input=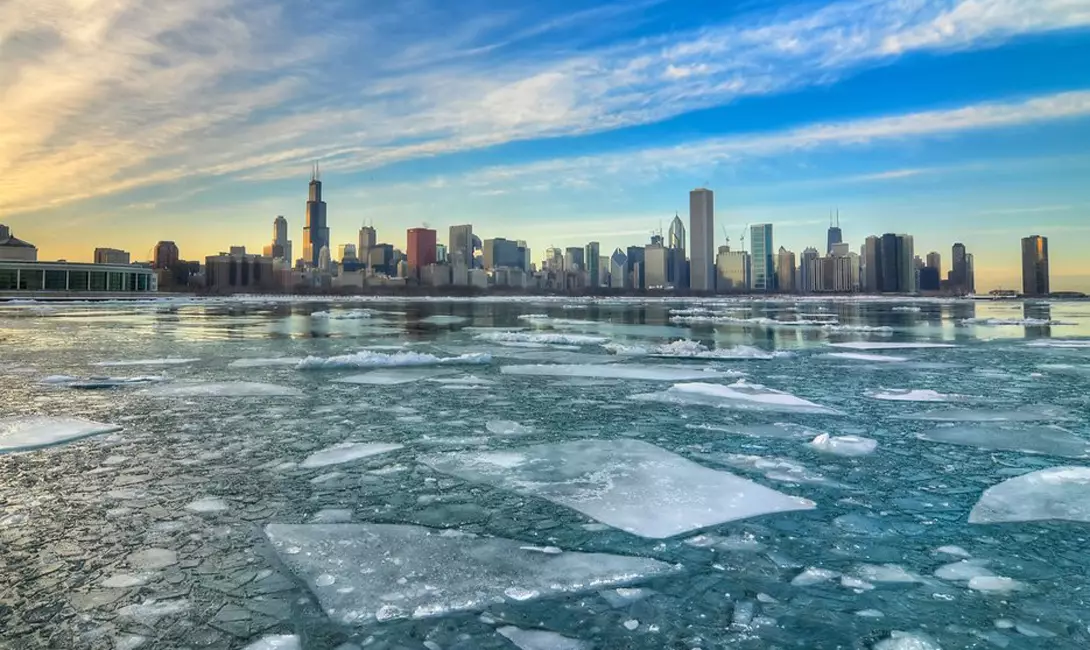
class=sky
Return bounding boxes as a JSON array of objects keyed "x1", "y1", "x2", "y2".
[{"x1": 3, "y1": 0, "x2": 1090, "y2": 291}]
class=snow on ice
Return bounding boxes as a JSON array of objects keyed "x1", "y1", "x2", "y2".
[
  {"x1": 421, "y1": 439, "x2": 815, "y2": 538},
  {"x1": 808, "y1": 434, "x2": 877, "y2": 457},
  {"x1": 633, "y1": 380, "x2": 842, "y2": 415},
  {"x1": 962, "y1": 317, "x2": 1074, "y2": 326},
  {"x1": 264, "y1": 523, "x2": 679, "y2": 625},
  {"x1": 299, "y1": 442, "x2": 404, "y2": 469},
  {"x1": 0, "y1": 416, "x2": 121, "y2": 453},
  {"x1": 141, "y1": 382, "x2": 302, "y2": 398},
  {"x1": 501, "y1": 364, "x2": 740, "y2": 382},
  {"x1": 969, "y1": 466, "x2": 1090, "y2": 524},
  {"x1": 297, "y1": 350, "x2": 490, "y2": 370},
  {"x1": 603, "y1": 340, "x2": 790, "y2": 360},
  {"x1": 916, "y1": 425, "x2": 1090, "y2": 458}
]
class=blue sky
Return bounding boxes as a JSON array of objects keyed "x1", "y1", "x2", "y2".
[{"x1": 3, "y1": 0, "x2": 1090, "y2": 290}]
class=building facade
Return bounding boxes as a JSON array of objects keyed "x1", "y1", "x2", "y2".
[
  {"x1": 153, "y1": 241, "x2": 179, "y2": 269},
  {"x1": 0, "y1": 225, "x2": 38, "y2": 261},
  {"x1": 716, "y1": 248, "x2": 749, "y2": 292},
  {"x1": 302, "y1": 166, "x2": 329, "y2": 267},
  {"x1": 407, "y1": 228, "x2": 438, "y2": 271},
  {"x1": 750, "y1": 224, "x2": 774, "y2": 291},
  {"x1": 264, "y1": 216, "x2": 292, "y2": 262},
  {"x1": 585, "y1": 241, "x2": 601, "y2": 286},
  {"x1": 449, "y1": 224, "x2": 473, "y2": 269},
  {"x1": 0, "y1": 260, "x2": 156, "y2": 295},
  {"x1": 93, "y1": 248, "x2": 130, "y2": 265},
  {"x1": 1021, "y1": 235, "x2": 1049, "y2": 297},
  {"x1": 776, "y1": 247, "x2": 796, "y2": 293},
  {"x1": 689, "y1": 189, "x2": 715, "y2": 292}
]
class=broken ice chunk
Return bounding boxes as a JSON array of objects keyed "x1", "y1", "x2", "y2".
[
  {"x1": 310, "y1": 508, "x2": 353, "y2": 523},
  {"x1": 632, "y1": 380, "x2": 841, "y2": 415},
  {"x1": 241, "y1": 635, "x2": 301, "y2": 650},
  {"x1": 0, "y1": 416, "x2": 121, "y2": 454},
  {"x1": 501, "y1": 364, "x2": 740, "y2": 381},
  {"x1": 422, "y1": 439, "x2": 815, "y2": 538},
  {"x1": 687, "y1": 422, "x2": 825, "y2": 440},
  {"x1": 141, "y1": 382, "x2": 302, "y2": 398},
  {"x1": 808, "y1": 434, "x2": 877, "y2": 457},
  {"x1": 894, "y1": 405, "x2": 1075, "y2": 422},
  {"x1": 791, "y1": 567, "x2": 840, "y2": 586},
  {"x1": 485, "y1": 420, "x2": 533, "y2": 435},
  {"x1": 872, "y1": 631, "x2": 942, "y2": 649},
  {"x1": 853, "y1": 564, "x2": 921, "y2": 584},
  {"x1": 264, "y1": 523, "x2": 679, "y2": 625},
  {"x1": 297, "y1": 351, "x2": 490, "y2": 370},
  {"x1": 969, "y1": 466, "x2": 1090, "y2": 524},
  {"x1": 968, "y1": 576, "x2": 1025, "y2": 593},
  {"x1": 934, "y1": 560, "x2": 994, "y2": 582},
  {"x1": 128, "y1": 548, "x2": 178, "y2": 570},
  {"x1": 185, "y1": 497, "x2": 228, "y2": 513},
  {"x1": 497, "y1": 627, "x2": 588, "y2": 650},
  {"x1": 916, "y1": 425, "x2": 1090, "y2": 458},
  {"x1": 299, "y1": 443, "x2": 403, "y2": 469},
  {"x1": 826, "y1": 352, "x2": 909, "y2": 363},
  {"x1": 475, "y1": 331, "x2": 608, "y2": 345},
  {"x1": 866, "y1": 389, "x2": 956, "y2": 402}
]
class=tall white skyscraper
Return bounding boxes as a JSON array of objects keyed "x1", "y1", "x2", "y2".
[
  {"x1": 689, "y1": 188, "x2": 714, "y2": 292},
  {"x1": 750, "y1": 224, "x2": 774, "y2": 291}
]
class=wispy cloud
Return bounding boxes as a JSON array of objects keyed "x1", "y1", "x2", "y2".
[{"x1": 2, "y1": 0, "x2": 1088, "y2": 217}]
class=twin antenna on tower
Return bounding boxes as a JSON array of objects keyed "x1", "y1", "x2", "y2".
[{"x1": 311, "y1": 161, "x2": 322, "y2": 182}]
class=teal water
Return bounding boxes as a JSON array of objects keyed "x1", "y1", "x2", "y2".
[{"x1": 1, "y1": 297, "x2": 1088, "y2": 649}]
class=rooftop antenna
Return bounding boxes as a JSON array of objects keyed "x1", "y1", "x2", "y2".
[{"x1": 836, "y1": 207, "x2": 840, "y2": 228}]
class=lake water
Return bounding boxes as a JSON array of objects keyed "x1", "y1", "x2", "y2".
[{"x1": 1, "y1": 296, "x2": 1089, "y2": 650}]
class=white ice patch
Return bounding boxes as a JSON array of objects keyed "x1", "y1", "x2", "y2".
[
  {"x1": 969, "y1": 466, "x2": 1090, "y2": 524},
  {"x1": 141, "y1": 382, "x2": 302, "y2": 398},
  {"x1": 502, "y1": 364, "x2": 740, "y2": 382},
  {"x1": 808, "y1": 434, "x2": 877, "y2": 457},
  {"x1": 1026, "y1": 339, "x2": 1090, "y2": 349},
  {"x1": 116, "y1": 599, "x2": 190, "y2": 623},
  {"x1": 934, "y1": 560, "x2": 994, "y2": 582},
  {"x1": 891, "y1": 306, "x2": 922, "y2": 312},
  {"x1": 311, "y1": 508, "x2": 353, "y2": 523},
  {"x1": 264, "y1": 523, "x2": 679, "y2": 625},
  {"x1": 0, "y1": 416, "x2": 121, "y2": 453},
  {"x1": 710, "y1": 453, "x2": 838, "y2": 486},
  {"x1": 969, "y1": 576, "x2": 1025, "y2": 593},
  {"x1": 185, "y1": 497, "x2": 228, "y2": 513},
  {"x1": 853, "y1": 564, "x2": 921, "y2": 584},
  {"x1": 299, "y1": 442, "x2": 404, "y2": 469},
  {"x1": 828, "y1": 342, "x2": 955, "y2": 350},
  {"x1": 241, "y1": 634, "x2": 302, "y2": 650},
  {"x1": 873, "y1": 631, "x2": 942, "y2": 650},
  {"x1": 42, "y1": 375, "x2": 167, "y2": 389},
  {"x1": 420, "y1": 315, "x2": 468, "y2": 325},
  {"x1": 94, "y1": 358, "x2": 199, "y2": 367},
  {"x1": 102, "y1": 573, "x2": 150, "y2": 588},
  {"x1": 605, "y1": 340, "x2": 790, "y2": 360},
  {"x1": 297, "y1": 350, "x2": 490, "y2": 370},
  {"x1": 422, "y1": 439, "x2": 815, "y2": 538},
  {"x1": 310, "y1": 310, "x2": 373, "y2": 320},
  {"x1": 687, "y1": 422, "x2": 825, "y2": 440},
  {"x1": 485, "y1": 420, "x2": 533, "y2": 435},
  {"x1": 791, "y1": 567, "x2": 839, "y2": 586},
  {"x1": 475, "y1": 331, "x2": 608, "y2": 345},
  {"x1": 428, "y1": 375, "x2": 495, "y2": 386},
  {"x1": 497, "y1": 626, "x2": 588, "y2": 650},
  {"x1": 228, "y1": 357, "x2": 304, "y2": 368},
  {"x1": 826, "y1": 352, "x2": 909, "y2": 363},
  {"x1": 866, "y1": 389, "x2": 956, "y2": 402},
  {"x1": 917, "y1": 425, "x2": 1090, "y2": 458},
  {"x1": 128, "y1": 548, "x2": 178, "y2": 570},
  {"x1": 962, "y1": 317, "x2": 1073, "y2": 326},
  {"x1": 333, "y1": 367, "x2": 460, "y2": 385},
  {"x1": 935, "y1": 545, "x2": 971, "y2": 558},
  {"x1": 634, "y1": 380, "x2": 841, "y2": 415},
  {"x1": 896, "y1": 405, "x2": 1076, "y2": 423}
]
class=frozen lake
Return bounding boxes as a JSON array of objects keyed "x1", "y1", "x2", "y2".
[{"x1": 1, "y1": 296, "x2": 1089, "y2": 649}]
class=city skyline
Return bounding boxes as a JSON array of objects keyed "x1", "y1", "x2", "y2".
[{"x1": 4, "y1": 0, "x2": 1090, "y2": 291}]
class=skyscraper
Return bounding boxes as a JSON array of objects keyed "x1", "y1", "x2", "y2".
[
  {"x1": 449, "y1": 225, "x2": 473, "y2": 269},
  {"x1": 715, "y1": 247, "x2": 749, "y2": 292},
  {"x1": 626, "y1": 246, "x2": 646, "y2": 289},
  {"x1": 153, "y1": 241, "x2": 180, "y2": 269},
  {"x1": 668, "y1": 214, "x2": 686, "y2": 254},
  {"x1": 862, "y1": 236, "x2": 880, "y2": 292},
  {"x1": 776, "y1": 247, "x2": 796, "y2": 293},
  {"x1": 94, "y1": 248, "x2": 130, "y2": 265},
  {"x1": 750, "y1": 224, "x2": 774, "y2": 291},
  {"x1": 899, "y1": 234, "x2": 915, "y2": 293},
  {"x1": 263, "y1": 216, "x2": 293, "y2": 262},
  {"x1": 799, "y1": 247, "x2": 820, "y2": 293},
  {"x1": 407, "y1": 228, "x2": 437, "y2": 271},
  {"x1": 610, "y1": 248, "x2": 629, "y2": 289},
  {"x1": 483, "y1": 238, "x2": 521, "y2": 270},
  {"x1": 1021, "y1": 235, "x2": 1050, "y2": 296},
  {"x1": 302, "y1": 164, "x2": 330, "y2": 268},
  {"x1": 338, "y1": 244, "x2": 357, "y2": 261},
  {"x1": 318, "y1": 245, "x2": 331, "y2": 272},
  {"x1": 950, "y1": 243, "x2": 968, "y2": 294},
  {"x1": 826, "y1": 212, "x2": 843, "y2": 255},
  {"x1": 564, "y1": 247, "x2": 584, "y2": 273},
  {"x1": 880, "y1": 234, "x2": 901, "y2": 292},
  {"x1": 585, "y1": 241, "x2": 601, "y2": 287},
  {"x1": 689, "y1": 189, "x2": 715, "y2": 292},
  {"x1": 358, "y1": 225, "x2": 376, "y2": 260},
  {"x1": 926, "y1": 251, "x2": 941, "y2": 270}
]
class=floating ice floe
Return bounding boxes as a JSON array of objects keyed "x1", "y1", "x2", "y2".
[
  {"x1": 962, "y1": 317, "x2": 1074, "y2": 326},
  {"x1": 934, "y1": 559, "x2": 994, "y2": 582},
  {"x1": 475, "y1": 331, "x2": 609, "y2": 345},
  {"x1": 485, "y1": 420, "x2": 533, "y2": 435},
  {"x1": 706, "y1": 453, "x2": 839, "y2": 487},
  {"x1": 829, "y1": 342, "x2": 955, "y2": 350},
  {"x1": 299, "y1": 442, "x2": 404, "y2": 469},
  {"x1": 969, "y1": 466, "x2": 1090, "y2": 524},
  {"x1": 310, "y1": 309, "x2": 373, "y2": 319},
  {"x1": 916, "y1": 425, "x2": 1090, "y2": 458},
  {"x1": 241, "y1": 635, "x2": 301, "y2": 650},
  {"x1": 873, "y1": 631, "x2": 942, "y2": 650},
  {"x1": 41, "y1": 375, "x2": 167, "y2": 389},
  {"x1": 502, "y1": 364, "x2": 740, "y2": 382},
  {"x1": 128, "y1": 548, "x2": 178, "y2": 570},
  {"x1": 603, "y1": 340, "x2": 791, "y2": 360},
  {"x1": 497, "y1": 627, "x2": 588, "y2": 650},
  {"x1": 186, "y1": 497, "x2": 228, "y2": 513},
  {"x1": 0, "y1": 416, "x2": 121, "y2": 453},
  {"x1": 141, "y1": 382, "x2": 302, "y2": 398},
  {"x1": 826, "y1": 352, "x2": 909, "y2": 363},
  {"x1": 116, "y1": 599, "x2": 190, "y2": 623},
  {"x1": 428, "y1": 374, "x2": 495, "y2": 386},
  {"x1": 227, "y1": 357, "x2": 304, "y2": 368},
  {"x1": 809, "y1": 434, "x2": 877, "y2": 457},
  {"x1": 422, "y1": 439, "x2": 815, "y2": 538},
  {"x1": 265, "y1": 523, "x2": 680, "y2": 625},
  {"x1": 791, "y1": 567, "x2": 839, "y2": 586},
  {"x1": 969, "y1": 576, "x2": 1025, "y2": 593},
  {"x1": 94, "y1": 358, "x2": 199, "y2": 367},
  {"x1": 332, "y1": 367, "x2": 460, "y2": 385},
  {"x1": 297, "y1": 350, "x2": 490, "y2": 370},
  {"x1": 311, "y1": 508, "x2": 353, "y2": 523},
  {"x1": 891, "y1": 306, "x2": 922, "y2": 312},
  {"x1": 419, "y1": 314, "x2": 469, "y2": 325},
  {"x1": 633, "y1": 380, "x2": 842, "y2": 415},
  {"x1": 895, "y1": 405, "x2": 1076, "y2": 423},
  {"x1": 853, "y1": 563, "x2": 921, "y2": 584},
  {"x1": 687, "y1": 422, "x2": 826, "y2": 439},
  {"x1": 866, "y1": 388, "x2": 957, "y2": 402}
]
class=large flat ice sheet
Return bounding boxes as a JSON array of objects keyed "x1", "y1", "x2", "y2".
[
  {"x1": 264, "y1": 523, "x2": 679, "y2": 625},
  {"x1": 501, "y1": 364, "x2": 740, "y2": 382},
  {"x1": 917, "y1": 425, "x2": 1090, "y2": 458},
  {"x1": 0, "y1": 416, "x2": 121, "y2": 453},
  {"x1": 632, "y1": 380, "x2": 841, "y2": 415},
  {"x1": 421, "y1": 439, "x2": 815, "y2": 538},
  {"x1": 969, "y1": 466, "x2": 1090, "y2": 524}
]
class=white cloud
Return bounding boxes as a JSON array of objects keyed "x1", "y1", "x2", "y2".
[{"x1": 1, "y1": 0, "x2": 1088, "y2": 217}]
